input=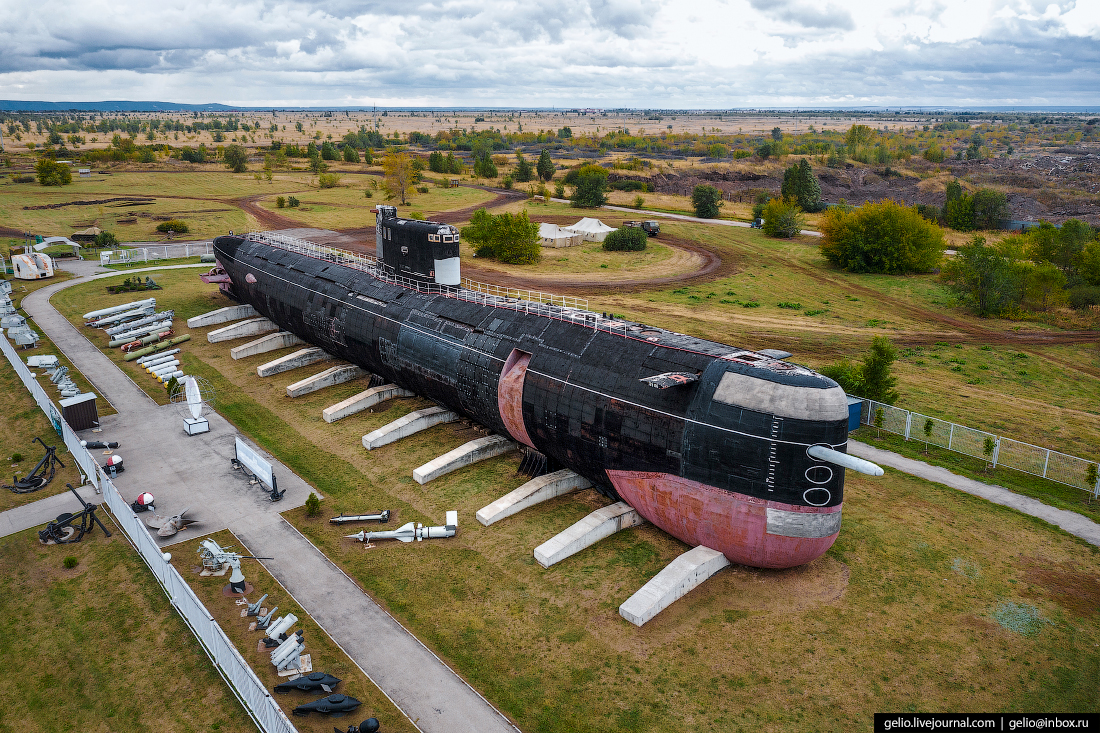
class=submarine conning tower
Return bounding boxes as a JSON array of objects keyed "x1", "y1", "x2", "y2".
[{"x1": 373, "y1": 205, "x2": 461, "y2": 287}]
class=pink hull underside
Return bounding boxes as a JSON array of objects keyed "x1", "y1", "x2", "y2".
[{"x1": 606, "y1": 470, "x2": 840, "y2": 569}]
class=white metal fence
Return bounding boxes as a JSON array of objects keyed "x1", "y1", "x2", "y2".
[
  {"x1": 0, "y1": 332, "x2": 297, "y2": 733},
  {"x1": 858, "y1": 398, "x2": 1100, "y2": 498}
]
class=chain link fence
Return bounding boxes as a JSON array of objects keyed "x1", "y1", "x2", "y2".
[
  {"x1": 1, "y1": 333, "x2": 297, "y2": 733},
  {"x1": 859, "y1": 398, "x2": 1100, "y2": 498}
]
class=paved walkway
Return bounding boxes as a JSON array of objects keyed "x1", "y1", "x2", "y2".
[
  {"x1": 0, "y1": 483, "x2": 101, "y2": 539},
  {"x1": 10, "y1": 259, "x2": 520, "y2": 733},
  {"x1": 849, "y1": 439, "x2": 1100, "y2": 547},
  {"x1": 547, "y1": 197, "x2": 823, "y2": 236}
]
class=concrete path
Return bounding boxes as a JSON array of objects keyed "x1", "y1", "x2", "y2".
[
  {"x1": 849, "y1": 439, "x2": 1100, "y2": 547},
  {"x1": 9, "y1": 259, "x2": 521, "y2": 733},
  {"x1": 0, "y1": 483, "x2": 102, "y2": 539}
]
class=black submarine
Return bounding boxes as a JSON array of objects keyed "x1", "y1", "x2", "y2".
[{"x1": 202, "y1": 205, "x2": 881, "y2": 569}]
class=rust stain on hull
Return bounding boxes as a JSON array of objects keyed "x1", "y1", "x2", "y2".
[{"x1": 607, "y1": 470, "x2": 840, "y2": 569}]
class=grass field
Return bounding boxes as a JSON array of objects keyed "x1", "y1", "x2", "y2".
[
  {"x1": 0, "y1": 526, "x2": 254, "y2": 733},
  {"x1": 46, "y1": 266, "x2": 1100, "y2": 732}
]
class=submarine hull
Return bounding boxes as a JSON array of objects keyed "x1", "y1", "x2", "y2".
[{"x1": 211, "y1": 230, "x2": 851, "y2": 569}]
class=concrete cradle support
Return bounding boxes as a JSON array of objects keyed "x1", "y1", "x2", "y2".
[
  {"x1": 230, "y1": 332, "x2": 304, "y2": 360},
  {"x1": 323, "y1": 384, "x2": 415, "y2": 423},
  {"x1": 286, "y1": 365, "x2": 365, "y2": 398},
  {"x1": 257, "y1": 347, "x2": 332, "y2": 377},
  {"x1": 413, "y1": 435, "x2": 518, "y2": 485},
  {"x1": 186, "y1": 304, "x2": 257, "y2": 328},
  {"x1": 476, "y1": 469, "x2": 593, "y2": 526},
  {"x1": 207, "y1": 317, "x2": 278, "y2": 344},
  {"x1": 618, "y1": 546, "x2": 731, "y2": 627},
  {"x1": 362, "y1": 406, "x2": 457, "y2": 450},
  {"x1": 534, "y1": 502, "x2": 646, "y2": 569}
]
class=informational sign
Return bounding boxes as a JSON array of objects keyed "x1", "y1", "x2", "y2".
[{"x1": 234, "y1": 436, "x2": 276, "y2": 490}]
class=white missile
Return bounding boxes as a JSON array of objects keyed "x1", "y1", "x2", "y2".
[
  {"x1": 144, "y1": 354, "x2": 179, "y2": 370},
  {"x1": 137, "y1": 348, "x2": 180, "y2": 366},
  {"x1": 149, "y1": 360, "x2": 181, "y2": 374},
  {"x1": 158, "y1": 370, "x2": 184, "y2": 383},
  {"x1": 346, "y1": 511, "x2": 457, "y2": 543},
  {"x1": 83, "y1": 298, "x2": 156, "y2": 321},
  {"x1": 266, "y1": 612, "x2": 298, "y2": 640},
  {"x1": 110, "y1": 320, "x2": 173, "y2": 342},
  {"x1": 806, "y1": 445, "x2": 884, "y2": 476},
  {"x1": 105, "y1": 310, "x2": 174, "y2": 336},
  {"x1": 89, "y1": 305, "x2": 157, "y2": 328}
]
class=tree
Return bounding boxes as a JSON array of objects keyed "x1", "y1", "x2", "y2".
[
  {"x1": 558, "y1": 126, "x2": 572, "y2": 139},
  {"x1": 820, "y1": 336, "x2": 899, "y2": 404},
  {"x1": 343, "y1": 145, "x2": 359, "y2": 163},
  {"x1": 771, "y1": 126, "x2": 783, "y2": 141},
  {"x1": 760, "y1": 197, "x2": 805, "y2": 239},
  {"x1": 321, "y1": 141, "x2": 339, "y2": 161},
  {"x1": 382, "y1": 150, "x2": 416, "y2": 205},
  {"x1": 473, "y1": 154, "x2": 498, "y2": 179},
  {"x1": 514, "y1": 152, "x2": 533, "y2": 182},
  {"x1": 460, "y1": 209, "x2": 541, "y2": 264},
  {"x1": 93, "y1": 231, "x2": 119, "y2": 248},
  {"x1": 941, "y1": 236, "x2": 1027, "y2": 317},
  {"x1": 944, "y1": 179, "x2": 963, "y2": 204},
  {"x1": 780, "y1": 159, "x2": 823, "y2": 212},
  {"x1": 691, "y1": 184, "x2": 723, "y2": 219},
  {"x1": 845, "y1": 124, "x2": 874, "y2": 157},
  {"x1": 35, "y1": 158, "x2": 71, "y2": 186},
  {"x1": 223, "y1": 144, "x2": 248, "y2": 173},
  {"x1": 819, "y1": 199, "x2": 945, "y2": 274},
  {"x1": 971, "y1": 188, "x2": 1009, "y2": 230},
  {"x1": 943, "y1": 194, "x2": 975, "y2": 231},
  {"x1": 428, "y1": 150, "x2": 444, "y2": 173},
  {"x1": 923, "y1": 144, "x2": 945, "y2": 163},
  {"x1": 570, "y1": 164, "x2": 609, "y2": 208},
  {"x1": 536, "y1": 149, "x2": 554, "y2": 181}
]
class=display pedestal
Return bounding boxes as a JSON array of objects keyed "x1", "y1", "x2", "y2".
[{"x1": 184, "y1": 416, "x2": 210, "y2": 435}]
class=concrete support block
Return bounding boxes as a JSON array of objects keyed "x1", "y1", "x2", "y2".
[
  {"x1": 413, "y1": 435, "x2": 518, "y2": 485},
  {"x1": 257, "y1": 347, "x2": 332, "y2": 377},
  {"x1": 207, "y1": 317, "x2": 278, "y2": 344},
  {"x1": 323, "y1": 384, "x2": 415, "y2": 423},
  {"x1": 187, "y1": 304, "x2": 257, "y2": 328},
  {"x1": 476, "y1": 469, "x2": 593, "y2": 526},
  {"x1": 618, "y1": 546, "x2": 731, "y2": 627},
  {"x1": 362, "y1": 406, "x2": 457, "y2": 450},
  {"x1": 286, "y1": 365, "x2": 365, "y2": 398},
  {"x1": 533, "y1": 502, "x2": 646, "y2": 569},
  {"x1": 230, "y1": 332, "x2": 304, "y2": 360}
]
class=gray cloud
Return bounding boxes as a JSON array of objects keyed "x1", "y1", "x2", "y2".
[{"x1": 0, "y1": 0, "x2": 1097, "y2": 106}]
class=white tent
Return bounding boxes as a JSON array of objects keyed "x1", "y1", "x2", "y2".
[
  {"x1": 538, "y1": 222, "x2": 584, "y2": 248},
  {"x1": 563, "y1": 217, "x2": 616, "y2": 243}
]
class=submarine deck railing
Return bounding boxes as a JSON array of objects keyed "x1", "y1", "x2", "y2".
[{"x1": 247, "y1": 231, "x2": 661, "y2": 339}]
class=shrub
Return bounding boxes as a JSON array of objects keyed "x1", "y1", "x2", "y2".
[
  {"x1": 760, "y1": 197, "x2": 804, "y2": 239},
  {"x1": 416, "y1": 185, "x2": 429, "y2": 194},
  {"x1": 364, "y1": 190, "x2": 373, "y2": 198},
  {"x1": 288, "y1": 196, "x2": 300, "y2": 207},
  {"x1": 63, "y1": 556, "x2": 79, "y2": 569},
  {"x1": 501, "y1": 176, "x2": 513, "y2": 190},
  {"x1": 553, "y1": 182, "x2": 565, "y2": 198},
  {"x1": 35, "y1": 158, "x2": 72, "y2": 186},
  {"x1": 318, "y1": 172, "x2": 341, "y2": 188},
  {"x1": 1068, "y1": 285, "x2": 1100, "y2": 309},
  {"x1": 819, "y1": 199, "x2": 945, "y2": 273},
  {"x1": 343, "y1": 145, "x2": 359, "y2": 163},
  {"x1": 603, "y1": 227, "x2": 648, "y2": 252},
  {"x1": 12, "y1": 453, "x2": 23, "y2": 462},
  {"x1": 304, "y1": 492, "x2": 321, "y2": 517},
  {"x1": 156, "y1": 220, "x2": 189, "y2": 234},
  {"x1": 691, "y1": 184, "x2": 723, "y2": 219},
  {"x1": 820, "y1": 336, "x2": 899, "y2": 403},
  {"x1": 633, "y1": 195, "x2": 645, "y2": 208},
  {"x1": 276, "y1": 196, "x2": 286, "y2": 208},
  {"x1": 320, "y1": 141, "x2": 339, "y2": 161},
  {"x1": 972, "y1": 188, "x2": 1010, "y2": 230}
]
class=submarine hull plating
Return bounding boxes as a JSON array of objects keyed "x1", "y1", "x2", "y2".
[{"x1": 211, "y1": 230, "x2": 851, "y2": 569}]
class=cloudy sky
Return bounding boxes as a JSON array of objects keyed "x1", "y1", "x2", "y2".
[{"x1": 1, "y1": 0, "x2": 1098, "y2": 108}]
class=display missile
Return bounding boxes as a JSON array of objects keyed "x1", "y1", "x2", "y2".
[
  {"x1": 136, "y1": 348, "x2": 181, "y2": 366},
  {"x1": 266, "y1": 613, "x2": 298, "y2": 640},
  {"x1": 805, "y1": 445, "x2": 884, "y2": 476},
  {"x1": 143, "y1": 353, "x2": 179, "y2": 369},
  {"x1": 108, "y1": 320, "x2": 173, "y2": 344},
  {"x1": 89, "y1": 305, "x2": 157, "y2": 328},
  {"x1": 158, "y1": 370, "x2": 184, "y2": 383},
  {"x1": 104, "y1": 310, "x2": 174, "y2": 336},
  {"x1": 82, "y1": 298, "x2": 156, "y2": 321},
  {"x1": 149, "y1": 360, "x2": 181, "y2": 374},
  {"x1": 345, "y1": 512, "x2": 457, "y2": 543},
  {"x1": 124, "y1": 335, "x2": 190, "y2": 361},
  {"x1": 329, "y1": 510, "x2": 390, "y2": 524}
]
